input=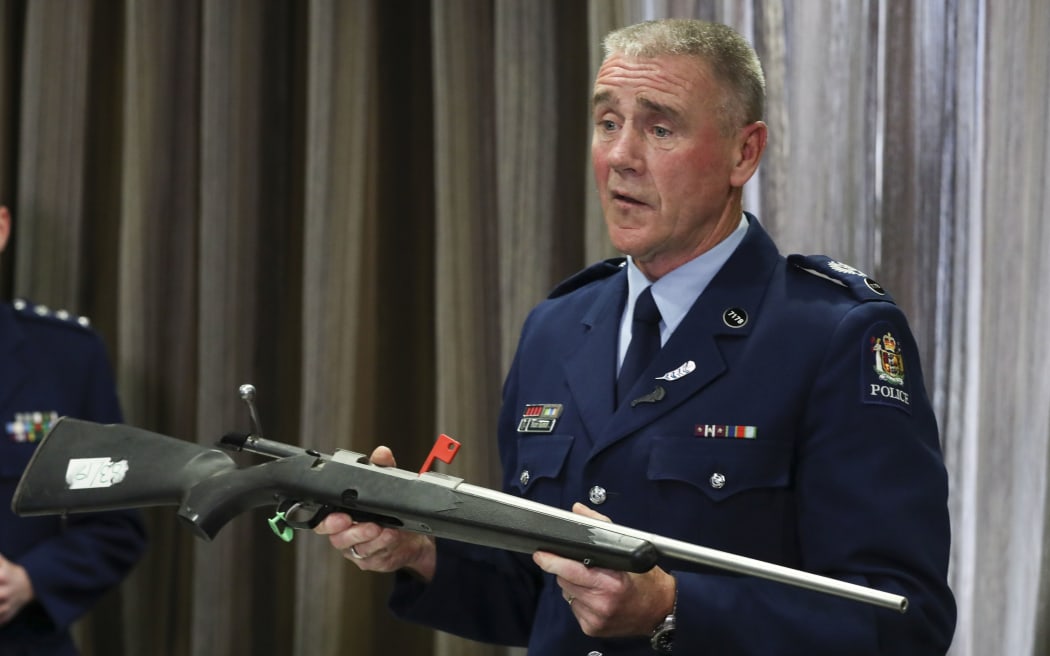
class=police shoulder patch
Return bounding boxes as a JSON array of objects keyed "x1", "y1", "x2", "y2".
[
  {"x1": 861, "y1": 321, "x2": 912, "y2": 414},
  {"x1": 787, "y1": 254, "x2": 895, "y2": 304},
  {"x1": 548, "y1": 257, "x2": 626, "y2": 299}
]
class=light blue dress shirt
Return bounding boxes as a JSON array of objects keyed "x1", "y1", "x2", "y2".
[{"x1": 617, "y1": 214, "x2": 749, "y2": 373}]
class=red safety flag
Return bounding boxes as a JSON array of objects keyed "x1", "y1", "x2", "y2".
[{"x1": 419, "y1": 434, "x2": 462, "y2": 474}]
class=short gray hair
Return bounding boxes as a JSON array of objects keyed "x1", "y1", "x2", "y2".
[{"x1": 602, "y1": 19, "x2": 765, "y2": 130}]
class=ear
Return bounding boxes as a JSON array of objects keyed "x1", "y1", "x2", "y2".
[
  {"x1": 729, "y1": 121, "x2": 767, "y2": 187},
  {"x1": 0, "y1": 206, "x2": 10, "y2": 253}
]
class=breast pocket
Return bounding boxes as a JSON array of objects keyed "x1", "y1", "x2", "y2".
[
  {"x1": 512, "y1": 434, "x2": 574, "y2": 505},
  {"x1": 647, "y1": 437, "x2": 795, "y2": 558},
  {"x1": 648, "y1": 436, "x2": 792, "y2": 502}
]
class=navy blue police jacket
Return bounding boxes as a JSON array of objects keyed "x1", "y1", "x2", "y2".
[
  {"x1": 390, "y1": 216, "x2": 956, "y2": 654},
  {"x1": 0, "y1": 300, "x2": 146, "y2": 656}
]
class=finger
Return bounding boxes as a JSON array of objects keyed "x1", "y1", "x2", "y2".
[
  {"x1": 344, "y1": 525, "x2": 397, "y2": 560},
  {"x1": 571, "y1": 501, "x2": 611, "y2": 522},
  {"x1": 369, "y1": 445, "x2": 397, "y2": 467},
  {"x1": 344, "y1": 530, "x2": 428, "y2": 573},
  {"x1": 563, "y1": 590, "x2": 579, "y2": 609},
  {"x1": 532, "y1": 550, "x2": 559, "y2": 574},
  {"x1": 313, "y1": 512, "x2": 354, "y2": 535},
  {"x1": 346, "y1": 545, "x2": 368, "y2": 560},
  {"x1": 533, "y1": 550, "x2": 590, "y2": 582},
  {"x1": 322, "y1": 521, "x2": 384, "y2": 553}
]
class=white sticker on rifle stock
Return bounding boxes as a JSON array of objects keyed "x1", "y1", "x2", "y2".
[{"x1": 66, "y1": 458, "x2": 130, "y2": 489}]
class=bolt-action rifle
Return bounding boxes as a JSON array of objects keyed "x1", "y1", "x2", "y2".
[{"x1": 12, "y1": 385, "x2": 907, "y2": 613}]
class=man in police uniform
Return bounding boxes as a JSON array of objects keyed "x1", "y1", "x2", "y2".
[
  {"x1": 0, "y1": 206, "x2": 146, "y2": 655},
  {"x1": 315, "y1": 19, "x2": 956, "y2": 654}
]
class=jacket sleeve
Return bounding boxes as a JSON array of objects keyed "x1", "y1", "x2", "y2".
[{"x1": 389, "y1": 541, "x2": 539, "y2": 645}]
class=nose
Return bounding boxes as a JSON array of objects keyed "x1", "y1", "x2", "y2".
[{"x1": 604, "y1": 128, "x2": 644, "y2": 174}]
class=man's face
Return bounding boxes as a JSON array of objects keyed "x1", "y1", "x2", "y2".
[{"x1": 592, "y1": 53, "x2": 745, "y2": 280}]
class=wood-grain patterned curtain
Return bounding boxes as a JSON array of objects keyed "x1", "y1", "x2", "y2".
[{"x1": 1, "y1": 1, "x2": 1047, "y2": 654}]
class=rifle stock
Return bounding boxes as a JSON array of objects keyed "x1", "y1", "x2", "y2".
[
  {"x1": 12, "y1": 418, "x2": 236, "y2": 521},
  {"x1": 12, "y1": 417, "x2": 907, "y2": 613},
  {"x1": 12, "y1": 418, "x2": 658, "y2": 569}
]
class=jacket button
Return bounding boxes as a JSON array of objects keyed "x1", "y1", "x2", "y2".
[
  {"x1": 519, "y1": 470, "x2": 530, "y2": 486},
  {"x1": 587, "y1": 651, "x2": 603, "y2": 656},
  {"x1": 588, "y1": 485, "x2": 608, "y2": 505},
  {"x1": 709, "y1": 472, "x2": 726, "y2": 489}
]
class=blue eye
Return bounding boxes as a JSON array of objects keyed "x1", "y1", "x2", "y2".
[{"x1": 653, "y1": 126, "x2": 671, "y2": 138}]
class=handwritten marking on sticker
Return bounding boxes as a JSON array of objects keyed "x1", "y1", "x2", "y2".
[{"x1": 66, "y1": 458, "x2": 130, "y2": 489}]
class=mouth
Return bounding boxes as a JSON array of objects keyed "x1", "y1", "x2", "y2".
[{"x1": 610, "y1": 191, "x2": 648, "y2": 208}]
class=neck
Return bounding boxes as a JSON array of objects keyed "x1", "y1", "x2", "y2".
[{"x1": 636, "y1": 196, "x2": 744, "y2": 281}]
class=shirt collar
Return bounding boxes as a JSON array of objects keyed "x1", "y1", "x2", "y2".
[{"x1": 621, "y1": 214, "x2": 749, "y2": 349}]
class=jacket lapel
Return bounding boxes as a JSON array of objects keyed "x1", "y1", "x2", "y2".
[
  {"x1": 562, "y1": 274, "x2": 626, "y2": 445},
  {"x1": 589, "y1": 218, "x2": 782, "y2": 457}
]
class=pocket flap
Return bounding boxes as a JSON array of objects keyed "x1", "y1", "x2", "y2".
[
  {"x1": 512, "y1": 434, "x2": 574, "y2": 493},
  {"x1": 648, "y1": 437, "x2": 791, "y2": 502}
]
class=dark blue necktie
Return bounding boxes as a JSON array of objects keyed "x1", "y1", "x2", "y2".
[{"x1": 617, "y1": 286, "x2": 662, "y2": 406}]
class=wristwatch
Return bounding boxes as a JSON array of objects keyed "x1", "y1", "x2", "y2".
[
  {"x1": 650, "y1": 582, "x2": 677, "y2": 654},
  {"x1": 650, "y1": 611, "x2": 675, "y2": 653}
]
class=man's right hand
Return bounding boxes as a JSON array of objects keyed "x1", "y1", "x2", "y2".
[
  {"x1": 0, "y1": 553, "x2": 34, "y2": 625},
  {"x1": 313, "y1": 445, "x2": 438, "y2": 581}
]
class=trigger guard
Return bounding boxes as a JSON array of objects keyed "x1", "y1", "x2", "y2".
[{"x1": 276, "y1": 500, "x2": 332, "y2": 530}]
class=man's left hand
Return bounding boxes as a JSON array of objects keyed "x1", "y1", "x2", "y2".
[{"x1": 532, "y1": 502, "x2": 675, "y2": 637}]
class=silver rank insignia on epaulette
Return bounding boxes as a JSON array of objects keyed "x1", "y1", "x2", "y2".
[
  {"x1": 6, "y1": 411, "x2": 59, "y2": 443},
  {"x1": 787, "y1": 255, "x2": 891, "y2": 302},
  {"x1": 517, "y1": 404, "x2": 562, "y2": 433},
  {"x1": 826, "y1": 261, "x2": 886, "y2": 296},
  {"x1": 14, "y1": 298, "x2": 92, "y2": 327}
]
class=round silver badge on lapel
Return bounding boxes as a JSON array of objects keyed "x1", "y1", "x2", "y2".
[{"x1": 722, "y1": 307, "x2": 748, "y2": 328}]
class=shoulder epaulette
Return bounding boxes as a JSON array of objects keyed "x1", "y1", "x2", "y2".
[
  {"x1": 548, "y1": 257, "x2": 626, "y2": 299},
  {"x1": 787, "y1": 254, "x2": 895, "y2": 304},
  {"x1": 12, "y1": 298, "x2": 94, "y2": 329}
]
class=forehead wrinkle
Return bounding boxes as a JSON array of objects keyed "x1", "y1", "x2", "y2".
[{"x1": 593, "y1": 56, "x2": 697, "y2": 118}]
